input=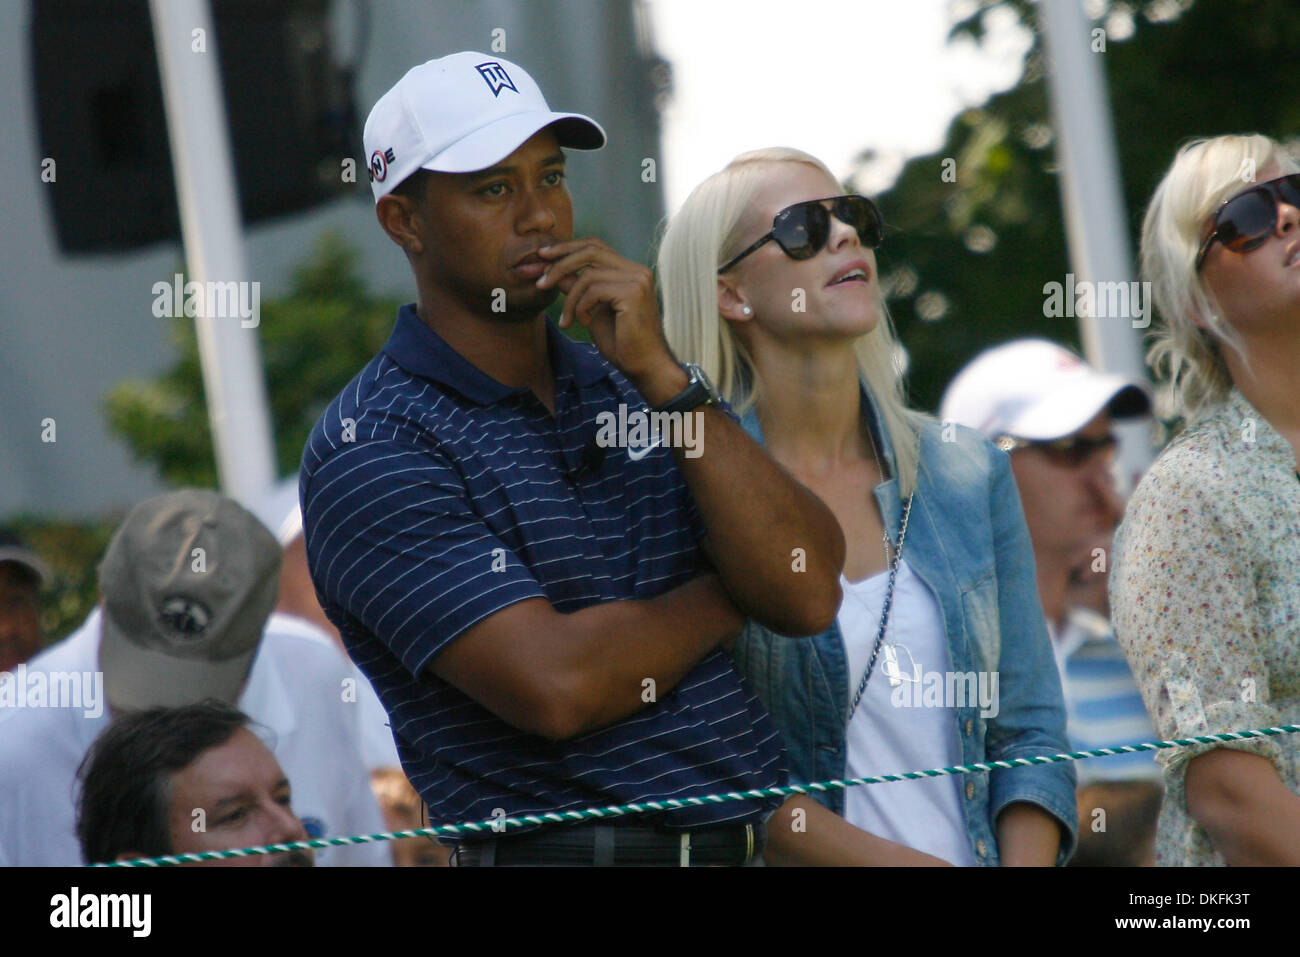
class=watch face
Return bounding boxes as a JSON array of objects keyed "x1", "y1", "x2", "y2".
[{"x1": 687, "y1": 364, "x2": 719, "y2": 405}]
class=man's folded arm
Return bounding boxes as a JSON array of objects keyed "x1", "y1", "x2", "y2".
[
  {"x1": 303, "y1": 439, "x2": 744, "y2": 742},
  {"x1": 429, "y1": 571, "x2": 743, "y2": 740}
]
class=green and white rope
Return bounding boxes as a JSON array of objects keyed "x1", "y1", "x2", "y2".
[{"x1": 93, "y1": 723, "x2": 1300, "y2": 867}]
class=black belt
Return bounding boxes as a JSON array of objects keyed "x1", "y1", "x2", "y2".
[{"x1": 452, "y1": 821, "x2": 765, "y2": 867}]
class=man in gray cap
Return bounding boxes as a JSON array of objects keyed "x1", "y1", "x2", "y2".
[
  {"x1": 96, "y1": 490, "x2": 281, "y2": 711},
  {"x1": 941, "y1": 339, "x2": 1162, "y2": 866},
  {"x1": 0, "y1": 490, "x2": 388, "y2": 866},
  {"x1": 0, "y1": 527, "x2": 52, "y2": 672}
]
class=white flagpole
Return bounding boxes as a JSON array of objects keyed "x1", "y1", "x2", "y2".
[
  {"x1": 1039, "y1": 0, "x2": 1154, "y2": 486},
  {"x1": 149, "y1": 0, "x2": 276, "y2": 511}
]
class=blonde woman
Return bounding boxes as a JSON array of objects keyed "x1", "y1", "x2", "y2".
[
  {"x1": 658, "y1": 148, "x2": 1076, "y2": 866},
  {"x1": 1112, "y1": 133, "x2": 1300, "y2": 866}
]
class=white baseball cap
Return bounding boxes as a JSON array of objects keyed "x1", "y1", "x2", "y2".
[
  {"x1": 940, "y1": 339, "x2": 1151, "y2": 442},
  {"x1": 362, "y1": 51, "x2": 606, "y2": 202}
]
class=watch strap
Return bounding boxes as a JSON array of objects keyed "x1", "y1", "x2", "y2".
[{"x1": 655, "y1": 364, "x2": 717, "y2": 416}]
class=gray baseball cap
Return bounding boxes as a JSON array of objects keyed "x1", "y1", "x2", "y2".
[
  {"x1": 0, "y1": 528, "x2": 52, "y2": 586},
  {"x1": 98, "y1": 490, "x2": 282, "y2": 712}
]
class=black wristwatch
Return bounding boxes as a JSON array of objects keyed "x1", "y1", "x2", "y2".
[{"x1": 654, "y1": 363, "x2": 720, "y2": 415}]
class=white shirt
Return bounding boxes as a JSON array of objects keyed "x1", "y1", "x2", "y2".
[
  {"x1": 0, "y1": 609, "x2": 391, "y2": 866},
  {"x1": 267, "y1": 614, "x2": 400, "y2": 771},
  {"x1": 839, "y1": 560, "x2": 976, "y2": 866}
]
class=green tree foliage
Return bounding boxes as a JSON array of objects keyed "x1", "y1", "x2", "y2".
[
  {"x1": 12, "y1": 234, "x2": 404, "y2": 643},
  {"x1": 104, "y1": 232, "x2": 401, "y2": 487},
  {"x1": 867, "y1": 0, "x2": 1300, "y2": 412},
  {"x1": 7, "y1": 516, "x2": 117, "y2": 646}
]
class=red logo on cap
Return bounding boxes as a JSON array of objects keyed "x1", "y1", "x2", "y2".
[{"x1": 369, "y1": 148, "x2": 394, "y2": 183}]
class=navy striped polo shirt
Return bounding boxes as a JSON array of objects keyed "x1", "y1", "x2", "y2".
[{"x1": 300, "y1": 304, "x2": 784, "y2": 830}]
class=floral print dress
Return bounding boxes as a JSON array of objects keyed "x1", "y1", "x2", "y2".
[{"x1": 1111, "y1": 388, "x2": 1300, "y2": 866}]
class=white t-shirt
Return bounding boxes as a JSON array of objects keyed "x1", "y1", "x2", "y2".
[
  {"x1": 0, "y1": 609, "x2": 391, "y2": 866},
  {"x1": 267, "y1": 614, "x2": 401, "y2": 772},
  {"x1": 839, "y1": 559, "x2": 976, "y2": 866}
]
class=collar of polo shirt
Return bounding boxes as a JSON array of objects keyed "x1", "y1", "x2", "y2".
[{"x1": 381, "y1": 305, "x2": 608, "y2": 405}]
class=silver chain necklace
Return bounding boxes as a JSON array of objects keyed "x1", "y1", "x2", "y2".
[
  {"x1": 845, "y1": 426, "x2": 913, "y2": 720},
  {"x1": 846, "y1": 493, "x2": 913, "y2": 720}
]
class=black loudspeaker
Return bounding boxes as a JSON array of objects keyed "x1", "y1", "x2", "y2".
[{"x1": 31, "y1": 0, "x2": 359, "y2": 255}]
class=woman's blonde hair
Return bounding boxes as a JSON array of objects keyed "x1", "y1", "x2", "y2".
[
  {"x1": 657, "y1": 147, "x2": 922, "y2": 497},
  {"x1": 1140, "y1": 133, "x2": 1299, "y2": 419}
]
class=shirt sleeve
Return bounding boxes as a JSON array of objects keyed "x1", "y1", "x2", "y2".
[
  {"x1": 980, "y1": 442, "x2": 1079, "y2": 864},
  {"x1": 1110, "y1": 460, "x2": 1283, "y2": 789},
  {"x1": 302, "y1": 438, "x2": 547, "y2": 678}
]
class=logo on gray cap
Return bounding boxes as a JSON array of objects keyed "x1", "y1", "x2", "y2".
[{"x1": 159, "y1": 596, "x2": 212, "y2": 639}]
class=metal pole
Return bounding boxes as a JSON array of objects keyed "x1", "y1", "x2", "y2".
[
  {"x1": 149, "y1": 0, "x2": 276, "y2": 511},
  {"x1": 1039, "y1": 0, "x2": 1153, "y2": 485}
]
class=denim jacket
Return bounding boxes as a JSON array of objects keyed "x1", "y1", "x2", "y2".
[{"x1": 734, "y1": 384, "x2": 1077, "y2": 865}]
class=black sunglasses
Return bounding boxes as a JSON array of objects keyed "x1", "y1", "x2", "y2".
[
  {"x1": 1195, "y1": 173, "x2": 1300, "y2": 271},
  {"x1": 717, "y1": 194, "x2": 883, "y2": 274},
  {"x1": 995, "y1": 432, "x2": 1118, "y2": 467}
]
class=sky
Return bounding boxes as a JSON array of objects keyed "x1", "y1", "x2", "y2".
[{"x1": 647, "y1": 0, "x2": 1034, "y2": 213}]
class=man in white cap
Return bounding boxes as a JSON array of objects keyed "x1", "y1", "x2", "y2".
[
  {"x1": 941, "y1": 338, "x2": 1162, "y2": 865},
  {"x1": 301, "y1": 53, "x2": 845, "y2": 865},
  {"x1": 0, "y1": 490, "x2": 389, "y2": 866}
]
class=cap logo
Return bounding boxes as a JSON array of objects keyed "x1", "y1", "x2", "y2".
[
  {"x1": 475, "y1": 61, "x2": 517, "y2": 97},
  {"x1": 368, "y1": 147, "x2": 395, "y2": 183},
  {"x1": 159, "y1": 596, "x2": 212, "y2": 639}
]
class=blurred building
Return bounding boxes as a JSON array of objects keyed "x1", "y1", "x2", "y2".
[{"x1": 1, "y1": 0, "x2": 669, "y2": 517}]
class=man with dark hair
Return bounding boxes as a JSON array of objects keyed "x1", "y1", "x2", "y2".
[
  {"x1": 0, "y1": 527, "x2": 51, "y2": 672},
  {"x1": 0, "y1": 490, "x2": 388, "y2": 866},
  {"x1": 77, "y1": 700, "x2": 314, "y2": 866},
  {"x1": 301, "y1": 52, "x2": 845, "y2": 866}
]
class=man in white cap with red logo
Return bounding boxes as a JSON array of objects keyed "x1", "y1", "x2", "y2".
[
  {"x1": 941, "y1": 338, "x2": 1162, "y2": 866},
  {"x1": 301, "y1": 52, "x2": 846, "y2": 866}
]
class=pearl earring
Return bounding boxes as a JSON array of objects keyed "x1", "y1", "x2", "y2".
[{"x1": 741, "y1": 306, "x2": 752, "y2": 315}]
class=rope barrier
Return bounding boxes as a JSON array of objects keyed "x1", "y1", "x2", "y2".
[{"x1": 92, "y1": 723, "x2": 1300, "y2": 866}]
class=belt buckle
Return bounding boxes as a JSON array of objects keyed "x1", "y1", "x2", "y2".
[{"x1": 679, "y1": 823, "x2": 755, "y2": 867}]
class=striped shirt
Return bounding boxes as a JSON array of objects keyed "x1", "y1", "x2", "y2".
[
  {"x1": 300, "y1": 304, "x2": 784, "y2": 830},
  {"x1": 1050, "y1": 608, "x2": 1161, "y2": 786}
]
